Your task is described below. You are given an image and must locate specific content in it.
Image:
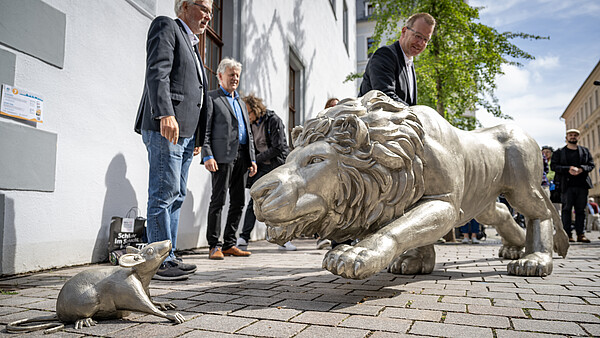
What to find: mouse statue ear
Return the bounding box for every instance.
[119,253,145,268]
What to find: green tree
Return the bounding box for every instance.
[356,0,548,130]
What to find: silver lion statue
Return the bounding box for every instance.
[251,90,569,279]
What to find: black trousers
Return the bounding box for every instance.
[239,163,275,241]
[561,185,588,236]
[206,147,249,249]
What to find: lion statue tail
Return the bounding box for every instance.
[547,195,569,258]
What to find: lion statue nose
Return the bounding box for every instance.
[250,178,282,218]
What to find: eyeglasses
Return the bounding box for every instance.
[406,26,430,44]
[191,2,213,17]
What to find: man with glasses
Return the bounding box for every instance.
[134,0,212,281]
[359,13,435,106]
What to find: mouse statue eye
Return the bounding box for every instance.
[146,248,154,255]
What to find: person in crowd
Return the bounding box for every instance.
[202,57,257,259]
[586,197,600,231]
[134,0,212,281]
[324,97,339,108]
[542,145,561,211]
[236,94,295,251]
[551,129,595,243]
[460,219,481,244]
[359,13,435,106]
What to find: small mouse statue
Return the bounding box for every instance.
[7,240,185,333]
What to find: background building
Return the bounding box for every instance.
[0,0,356,275]
[561,60,600,200]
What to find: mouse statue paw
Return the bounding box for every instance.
[167,312,186,324]
[154,300,177,310]
[74,318,96,329]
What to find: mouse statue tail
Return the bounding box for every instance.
[6,314,64,334]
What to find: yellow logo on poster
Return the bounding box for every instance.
[12,88,18,95]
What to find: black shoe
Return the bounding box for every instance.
[152,261,189,281]
[174,258,197,274]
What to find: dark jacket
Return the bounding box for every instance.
[550,145,595,191]
[201,89,256,164]
[255,110,289,167]
[358,41,416,106]
[134,17,208,142]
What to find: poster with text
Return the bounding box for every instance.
[0,84,44,123]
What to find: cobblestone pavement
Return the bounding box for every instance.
[1,230,600,337]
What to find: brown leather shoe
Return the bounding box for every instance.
[208,247,224,260]
[577,235,591,243]
[222,246,251,257]
[569,236,575,242]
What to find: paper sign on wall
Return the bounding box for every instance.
[0,84,44,123]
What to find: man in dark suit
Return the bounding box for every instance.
[359,12,435,105]
[202,57,257,260]
[551,129,595,243]
[134,0,212,280]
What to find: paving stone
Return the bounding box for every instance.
[187,302,246,315]
[272,299,337,311]
[331,303,384,316]
[409,320,493,337]
[179,330,253,337]
[540,302,600,315]
[236,319,307,337]
[0,306,27,317]
[379,307,442,321]
[106,322,192,337]
[444,312,510,328]
[230,305,301,321]
[295,325,369,338]
[189,292,241,303]
[290,310,349,326]
[339,315,411,333]
[581,323,600,336]
[512,318,586,335]
[492,299,543,309]
[368,331,415,337]
[62,319,141,336]
[181,313,255,333]
[0,309,53,325]
[408,299,466,312]
[467,304,527,317]
[495,329,567,338]
[0,296,47,307]
[518,293,586,304]
[528,309,600,323]
[227,295,282,306]
[441,295,492,306]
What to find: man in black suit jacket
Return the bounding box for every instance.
[134,0,212,281]
[551,129,595,243]
[202,57,257,260]
[359,13,435,105]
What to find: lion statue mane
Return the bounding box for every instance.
[251,90,569,279]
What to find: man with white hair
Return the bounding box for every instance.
[134,0,213,281]
[202,57,257,259]
[551,128,595,243]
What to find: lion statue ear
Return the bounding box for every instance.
[291,126,304,149]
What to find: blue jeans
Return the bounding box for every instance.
[460,219,480,235]
[142,129,195,261]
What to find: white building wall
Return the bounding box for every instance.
[0,0,356,275]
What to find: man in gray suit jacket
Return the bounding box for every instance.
[202,57,257,260]
[134,0,212,281]
[359,13,435,106]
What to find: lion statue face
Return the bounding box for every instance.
[251,91,426,245]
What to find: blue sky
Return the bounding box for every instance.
[470,0,600,150]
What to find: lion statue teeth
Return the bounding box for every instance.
[251,90,569,280]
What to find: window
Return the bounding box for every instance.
[342,1,348,52]
[592,130,596,149]
[595,89,599,110]
[199,0,223,90]
[329,0,336,18]
[367,37,375,57]
[288,48,304,144]
[365,2,375,17]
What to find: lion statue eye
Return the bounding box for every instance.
[309,157,324,165]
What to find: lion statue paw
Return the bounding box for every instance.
[322,244,386,279]
[388,245,435,275]
[507,252,553,277]
[498,245,524,260]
